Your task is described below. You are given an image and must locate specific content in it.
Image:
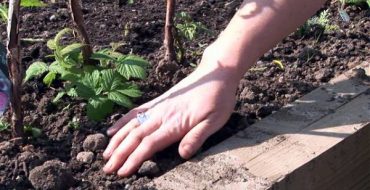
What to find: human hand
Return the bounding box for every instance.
[102,46,241,177]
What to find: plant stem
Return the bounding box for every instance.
[164,0,176,63]
[68,0,94,65]
[7,0,24,138]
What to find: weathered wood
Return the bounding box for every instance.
[7,0,23,138]
[149,62,370,189]
[271,123,370,190]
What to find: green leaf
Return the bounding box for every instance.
[116,55,149,80]
[108,91,133,108]
[0,120,9,132]
[87,97,114,121]
[47,39,57,50]
[25,61,49,82]
[43,72,57,86]
[101,69,122,91]
[55,28,73,47]
[89,70,101,89]
[117,84,142,98]
[24,125,42,138]
[53,91,66,103]
[75,82,96,99]
[21,0,46,7]
[60,43,84,56]
[66,87,78,97]
[91,52,116,62]
[0,4,8,21]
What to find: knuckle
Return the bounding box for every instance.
[130,129,144,142]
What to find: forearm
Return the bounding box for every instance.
[202,0,326,82]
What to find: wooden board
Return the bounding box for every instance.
[148,62,370,190]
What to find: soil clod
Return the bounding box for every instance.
[83,133,108,152]
[28,160,74,190]
[138,160,160,176]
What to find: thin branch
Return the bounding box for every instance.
[164,0,176,63]
[7,0,23,138]
[68,0,94,65]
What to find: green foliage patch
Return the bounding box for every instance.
[174,12,210,63]
[25,28,148,121]
[0,4,8,22]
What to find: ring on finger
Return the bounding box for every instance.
[136,112,150,125]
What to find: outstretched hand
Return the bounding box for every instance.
[102,47,240,177]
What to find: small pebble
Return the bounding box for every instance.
[137,160,160,176]
[49,15,57,21]
[76,151,94,164]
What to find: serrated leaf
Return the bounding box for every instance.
[55,28,73,47]
[75,82,96,99]
[53,91,65,103]
[87,97,114,121]
[91,52,116,62]
[66,87,78,97]
[117,84,142,98]
[60,43,84,56]
[25,61,49,82]
[101,69,122,91]
[47,39,57,50]
[116,55,149,80]
[43,72,57,86]
[108,91,133,108]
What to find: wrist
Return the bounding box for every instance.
[196,40,256,84]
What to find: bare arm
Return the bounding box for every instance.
[201,0,326,82]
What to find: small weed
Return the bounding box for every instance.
[0,120,10,132]
[21,0,46,7]
[68,116,80,130]
[174,12,210,62]
[24,125,42,138]
[298,9,338,37]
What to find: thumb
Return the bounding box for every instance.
[178,119,222,159]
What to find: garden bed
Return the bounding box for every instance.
[0,0,369,189]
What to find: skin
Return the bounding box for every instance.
[103,0,326,177]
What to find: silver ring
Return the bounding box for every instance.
[136,112,149,124]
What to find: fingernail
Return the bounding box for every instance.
[182,145,194,159]
[103,162,112,172]
[103,150,110,158]
[118,166,128,176]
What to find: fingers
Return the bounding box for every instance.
[103,114,161,174]
[179,119,221,159]
[107,105,150,136]
[103,119,139,159]
[117,124,183,177]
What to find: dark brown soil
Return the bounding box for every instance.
[0,0,369,189]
